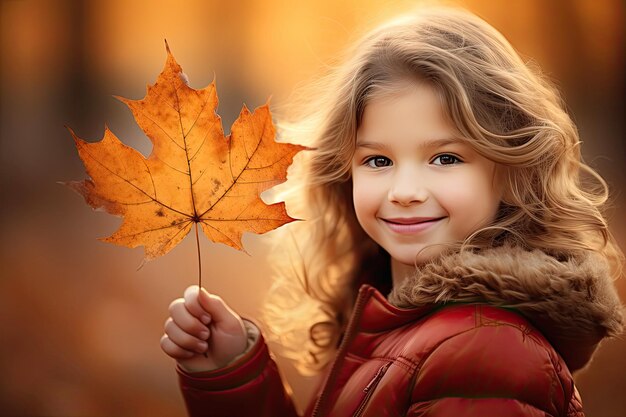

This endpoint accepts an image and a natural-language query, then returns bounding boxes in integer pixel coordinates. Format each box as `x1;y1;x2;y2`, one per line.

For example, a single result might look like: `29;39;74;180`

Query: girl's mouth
381;217;445;234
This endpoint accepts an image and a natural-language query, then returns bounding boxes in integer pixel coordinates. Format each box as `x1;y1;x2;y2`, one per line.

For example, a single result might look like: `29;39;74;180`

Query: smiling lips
382;217;445;234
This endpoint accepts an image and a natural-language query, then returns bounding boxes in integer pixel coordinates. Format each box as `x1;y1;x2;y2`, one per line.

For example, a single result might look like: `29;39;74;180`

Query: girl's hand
160;285;248;373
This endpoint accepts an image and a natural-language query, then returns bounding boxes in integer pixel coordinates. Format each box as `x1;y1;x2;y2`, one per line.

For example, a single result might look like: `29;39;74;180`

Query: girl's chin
389;246;446;266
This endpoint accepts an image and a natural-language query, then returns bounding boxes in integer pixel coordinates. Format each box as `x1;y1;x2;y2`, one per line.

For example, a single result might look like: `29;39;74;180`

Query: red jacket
177;247;623;417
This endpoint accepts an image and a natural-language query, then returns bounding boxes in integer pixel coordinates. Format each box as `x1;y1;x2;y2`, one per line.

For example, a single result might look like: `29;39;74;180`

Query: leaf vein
81;143;190;218
199;115;270;218
115;219;191;240
138;109;185;151
200;221;239;248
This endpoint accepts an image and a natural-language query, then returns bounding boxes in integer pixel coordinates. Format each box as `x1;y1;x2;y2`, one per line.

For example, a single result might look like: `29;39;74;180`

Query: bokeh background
1;0;624;416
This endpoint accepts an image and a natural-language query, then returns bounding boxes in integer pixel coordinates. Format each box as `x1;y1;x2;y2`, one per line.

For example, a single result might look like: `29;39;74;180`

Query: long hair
262;6;624;374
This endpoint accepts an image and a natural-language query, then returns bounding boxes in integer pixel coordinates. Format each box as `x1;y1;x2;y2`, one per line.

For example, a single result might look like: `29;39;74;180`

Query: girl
160;7;623;417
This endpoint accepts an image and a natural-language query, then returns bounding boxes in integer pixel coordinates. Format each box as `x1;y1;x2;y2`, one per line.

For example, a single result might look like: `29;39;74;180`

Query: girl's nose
387;170;428;206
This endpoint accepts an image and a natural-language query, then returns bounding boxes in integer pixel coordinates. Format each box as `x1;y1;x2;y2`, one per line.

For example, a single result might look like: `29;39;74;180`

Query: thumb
197;288;241;324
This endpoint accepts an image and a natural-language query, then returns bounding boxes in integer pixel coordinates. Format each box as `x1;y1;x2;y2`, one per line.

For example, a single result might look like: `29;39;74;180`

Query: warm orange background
1;1;624;416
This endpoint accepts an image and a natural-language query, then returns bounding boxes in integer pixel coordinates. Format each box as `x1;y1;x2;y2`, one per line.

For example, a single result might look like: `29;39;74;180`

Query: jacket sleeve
406;318;583;417
176;320;299;417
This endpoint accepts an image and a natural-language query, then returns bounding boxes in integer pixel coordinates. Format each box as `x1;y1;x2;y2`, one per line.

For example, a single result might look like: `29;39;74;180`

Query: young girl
160;7;623;417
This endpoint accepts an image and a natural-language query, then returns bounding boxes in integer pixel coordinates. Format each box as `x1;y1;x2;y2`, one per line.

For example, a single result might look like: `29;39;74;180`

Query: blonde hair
262;6;624;374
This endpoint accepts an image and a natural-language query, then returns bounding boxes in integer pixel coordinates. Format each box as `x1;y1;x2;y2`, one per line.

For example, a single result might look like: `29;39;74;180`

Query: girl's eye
432;154;461;166
365;156;393;168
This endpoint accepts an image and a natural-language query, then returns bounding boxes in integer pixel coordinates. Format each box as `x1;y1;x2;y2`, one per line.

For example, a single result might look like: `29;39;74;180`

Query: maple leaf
66;41;305;266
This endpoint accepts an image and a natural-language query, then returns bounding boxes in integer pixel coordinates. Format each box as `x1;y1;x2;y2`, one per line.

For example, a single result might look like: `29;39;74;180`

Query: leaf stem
194;222;208;359
194;222;202;289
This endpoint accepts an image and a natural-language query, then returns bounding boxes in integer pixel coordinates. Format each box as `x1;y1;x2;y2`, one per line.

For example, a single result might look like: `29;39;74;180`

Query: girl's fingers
168;298;210;339
164;317;209;354
160;334;194;359
183;286;212;325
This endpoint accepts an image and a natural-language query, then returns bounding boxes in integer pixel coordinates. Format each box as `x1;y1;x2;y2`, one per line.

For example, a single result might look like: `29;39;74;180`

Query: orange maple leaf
66;41;305;264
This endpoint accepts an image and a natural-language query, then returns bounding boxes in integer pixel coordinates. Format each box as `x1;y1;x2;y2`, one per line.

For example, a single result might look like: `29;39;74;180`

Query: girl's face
352;82;502;275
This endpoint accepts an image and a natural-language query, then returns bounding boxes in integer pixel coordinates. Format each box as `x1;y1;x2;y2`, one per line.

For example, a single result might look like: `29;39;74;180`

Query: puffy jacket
177;246;623;417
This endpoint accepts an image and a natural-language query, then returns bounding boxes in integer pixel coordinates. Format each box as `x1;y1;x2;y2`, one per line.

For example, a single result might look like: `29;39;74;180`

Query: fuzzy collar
387;245;623;371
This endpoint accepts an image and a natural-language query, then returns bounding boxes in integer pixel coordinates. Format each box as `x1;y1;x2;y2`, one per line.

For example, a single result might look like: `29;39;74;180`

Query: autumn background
0;0;624;416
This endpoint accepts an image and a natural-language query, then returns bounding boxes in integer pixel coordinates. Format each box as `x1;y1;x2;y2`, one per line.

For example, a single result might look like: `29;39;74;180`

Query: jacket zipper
353;361;392;417
311;287;373;417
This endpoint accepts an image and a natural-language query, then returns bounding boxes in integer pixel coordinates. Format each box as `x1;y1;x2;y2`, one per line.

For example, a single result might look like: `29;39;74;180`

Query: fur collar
388;245;623;371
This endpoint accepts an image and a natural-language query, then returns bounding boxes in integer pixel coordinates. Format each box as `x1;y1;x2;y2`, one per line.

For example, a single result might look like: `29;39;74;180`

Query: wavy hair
262;6;624;374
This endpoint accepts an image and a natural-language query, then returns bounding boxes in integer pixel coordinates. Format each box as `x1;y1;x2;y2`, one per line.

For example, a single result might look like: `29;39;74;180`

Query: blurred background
0;0;624;416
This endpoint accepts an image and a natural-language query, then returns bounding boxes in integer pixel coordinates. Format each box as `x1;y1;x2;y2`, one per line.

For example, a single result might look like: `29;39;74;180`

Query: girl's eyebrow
355;141;388;149
355;137;463;149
